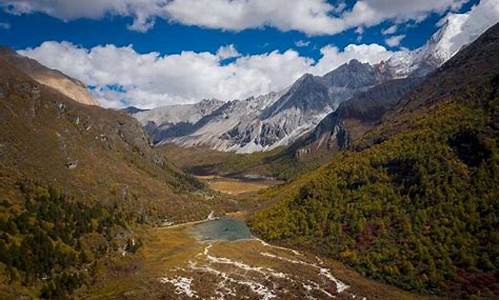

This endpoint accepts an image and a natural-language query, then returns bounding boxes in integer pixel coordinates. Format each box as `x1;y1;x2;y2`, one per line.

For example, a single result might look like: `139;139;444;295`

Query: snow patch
160;276;198;298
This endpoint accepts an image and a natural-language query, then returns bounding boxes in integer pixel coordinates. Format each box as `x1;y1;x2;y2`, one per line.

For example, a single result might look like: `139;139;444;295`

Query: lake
191;217;253;241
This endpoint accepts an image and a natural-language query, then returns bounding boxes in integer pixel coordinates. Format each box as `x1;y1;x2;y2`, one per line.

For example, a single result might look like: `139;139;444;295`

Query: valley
82;214;430;300
0;3;497;299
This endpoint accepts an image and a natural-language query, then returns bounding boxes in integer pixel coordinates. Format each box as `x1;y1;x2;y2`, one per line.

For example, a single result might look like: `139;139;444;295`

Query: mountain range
127;11;496;153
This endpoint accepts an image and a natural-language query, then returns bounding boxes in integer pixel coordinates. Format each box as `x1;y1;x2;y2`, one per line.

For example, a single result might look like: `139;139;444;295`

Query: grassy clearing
196;175;277;195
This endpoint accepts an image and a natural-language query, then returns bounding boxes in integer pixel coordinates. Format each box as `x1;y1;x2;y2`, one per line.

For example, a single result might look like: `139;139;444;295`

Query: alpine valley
0;1;498;300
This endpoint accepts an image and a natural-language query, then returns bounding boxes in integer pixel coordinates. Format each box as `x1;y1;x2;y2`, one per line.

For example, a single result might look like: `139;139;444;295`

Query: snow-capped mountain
386;3;498;78
137;60;389;153
129;10;497;153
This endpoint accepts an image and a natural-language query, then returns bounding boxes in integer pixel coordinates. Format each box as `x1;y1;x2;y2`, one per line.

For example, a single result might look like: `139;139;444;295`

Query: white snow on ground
188;260;277;300
160;239;359;299
205;249;287;279
256;238;303;256
160;276;198;298
260;251;350;294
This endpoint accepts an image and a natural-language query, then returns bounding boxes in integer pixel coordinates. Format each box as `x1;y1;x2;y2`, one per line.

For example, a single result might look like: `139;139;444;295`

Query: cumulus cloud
311;43;395;75
2;0;467;34
15;1;496;109
19;41;395;108
0;22;10;29
216;44;241;60
385;35;405;47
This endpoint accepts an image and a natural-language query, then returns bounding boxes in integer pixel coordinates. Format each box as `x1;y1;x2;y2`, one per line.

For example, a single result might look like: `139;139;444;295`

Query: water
191;218;253;241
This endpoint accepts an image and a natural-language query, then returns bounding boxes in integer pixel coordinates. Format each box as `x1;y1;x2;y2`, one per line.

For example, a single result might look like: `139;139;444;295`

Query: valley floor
195;175;279;195
82;214;437;299
79;175;439;299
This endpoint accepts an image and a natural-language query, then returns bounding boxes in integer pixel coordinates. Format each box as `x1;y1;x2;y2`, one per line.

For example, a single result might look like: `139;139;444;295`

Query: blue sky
0;0;491;108
0;1;479;57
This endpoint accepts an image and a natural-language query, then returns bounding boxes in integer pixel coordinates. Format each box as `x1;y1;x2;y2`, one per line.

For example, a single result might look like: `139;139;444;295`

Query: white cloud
19;41;395;108
311;43;395;75
0;22;10;29
294;40;311;47
216;44;241;60
15;1;496;109
385;34;405;47
381;25;398;35
2;0;467;35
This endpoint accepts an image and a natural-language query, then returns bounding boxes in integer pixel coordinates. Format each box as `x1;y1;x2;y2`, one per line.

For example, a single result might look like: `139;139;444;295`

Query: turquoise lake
191;218;253;241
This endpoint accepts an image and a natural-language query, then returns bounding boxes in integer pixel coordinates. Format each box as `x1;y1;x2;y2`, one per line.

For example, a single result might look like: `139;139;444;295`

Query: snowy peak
128;3;498;154
387;0;498;78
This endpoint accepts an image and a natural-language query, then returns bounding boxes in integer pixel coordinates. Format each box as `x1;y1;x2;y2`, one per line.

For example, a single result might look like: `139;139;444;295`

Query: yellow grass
83;221;438;300
196;176;273;195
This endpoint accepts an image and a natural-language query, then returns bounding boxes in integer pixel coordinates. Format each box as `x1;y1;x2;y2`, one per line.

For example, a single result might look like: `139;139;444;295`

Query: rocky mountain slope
0;47;98;106
158;90;287;152
250;24;499;299
133;98;224;143
0;53;239;298
131;13;495;154
293;77;420;159
136;60;391;153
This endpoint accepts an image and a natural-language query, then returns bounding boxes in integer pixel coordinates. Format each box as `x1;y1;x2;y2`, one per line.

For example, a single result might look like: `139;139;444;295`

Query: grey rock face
294;77;421;157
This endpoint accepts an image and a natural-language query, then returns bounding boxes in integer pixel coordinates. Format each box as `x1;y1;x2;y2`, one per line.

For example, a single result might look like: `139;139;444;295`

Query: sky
0;0;494;108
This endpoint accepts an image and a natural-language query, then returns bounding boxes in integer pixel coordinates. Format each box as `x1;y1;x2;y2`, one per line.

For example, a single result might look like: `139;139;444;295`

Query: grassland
195;175;279;195
82;220;435;300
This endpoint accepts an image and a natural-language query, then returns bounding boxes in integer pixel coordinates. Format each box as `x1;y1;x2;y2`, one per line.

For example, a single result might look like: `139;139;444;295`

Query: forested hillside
250;25;499;298
0;52;237;298
0;181;138;298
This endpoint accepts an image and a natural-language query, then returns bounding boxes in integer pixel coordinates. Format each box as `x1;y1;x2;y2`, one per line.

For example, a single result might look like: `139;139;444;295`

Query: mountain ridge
0;46;98;106
129;16;496;153
250;24;499;298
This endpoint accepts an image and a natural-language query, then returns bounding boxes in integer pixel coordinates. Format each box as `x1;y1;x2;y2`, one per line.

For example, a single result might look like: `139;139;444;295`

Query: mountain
131;98;224;143
0;52;235;222
293;77;420;159
250;24;499;298
0;53;237;298
0;46;98;106
285;13;499;161
136;60;390;153
386;5;498;78
131;15;495;154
